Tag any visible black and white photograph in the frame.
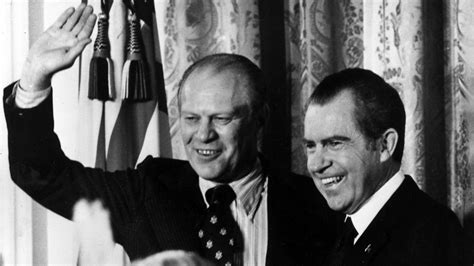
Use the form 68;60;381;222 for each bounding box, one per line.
0;0;472;265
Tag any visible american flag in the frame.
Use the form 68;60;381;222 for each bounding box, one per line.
77;0;171;264
78;0;171;171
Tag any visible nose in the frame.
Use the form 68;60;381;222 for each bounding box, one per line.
195;119;217;142
307;146;331;175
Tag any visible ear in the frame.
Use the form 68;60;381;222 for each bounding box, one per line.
379;128;398;163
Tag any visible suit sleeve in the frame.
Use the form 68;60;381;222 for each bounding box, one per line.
3;82;151;225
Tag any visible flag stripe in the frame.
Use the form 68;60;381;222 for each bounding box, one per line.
105;100;157;171
95;104;107;169
104;4;169;171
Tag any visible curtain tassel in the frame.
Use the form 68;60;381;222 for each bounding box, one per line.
88;13;114;101
121;13;150;102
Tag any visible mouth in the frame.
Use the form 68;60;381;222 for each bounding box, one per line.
320;175;344;187
195;149;221;157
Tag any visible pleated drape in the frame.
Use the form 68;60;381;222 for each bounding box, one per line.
285;0;473;247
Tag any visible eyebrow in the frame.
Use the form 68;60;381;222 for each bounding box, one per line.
302;135;351;144
180;107;248;118
324;135;351;142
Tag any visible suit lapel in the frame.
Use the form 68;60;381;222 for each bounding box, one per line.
145;164;206;252
349;225;389;265
347;177;418;265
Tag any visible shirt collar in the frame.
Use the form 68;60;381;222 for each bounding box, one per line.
199;159;266;220
348;170;405;242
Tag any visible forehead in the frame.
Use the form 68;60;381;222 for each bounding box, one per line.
304;91;361;139
180;68;251;111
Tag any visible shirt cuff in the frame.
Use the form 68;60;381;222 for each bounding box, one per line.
13;81;51;109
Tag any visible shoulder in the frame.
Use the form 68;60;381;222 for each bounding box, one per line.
398;178;469;264
137;155;191;172
405;190;464;244
268;170;339;223
268;171;319;200
399;177;461;227
409;188;463;239
270;171;324;200
390;177;465;250
136;156;197;184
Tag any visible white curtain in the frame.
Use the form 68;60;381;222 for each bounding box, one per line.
0;0;121;264
0;1;81;265
285;0;473;246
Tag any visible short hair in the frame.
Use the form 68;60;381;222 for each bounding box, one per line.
177;53;267;118
307;68;406;162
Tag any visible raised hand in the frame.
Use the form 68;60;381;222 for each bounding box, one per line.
73;199;116;265
20;4;97;91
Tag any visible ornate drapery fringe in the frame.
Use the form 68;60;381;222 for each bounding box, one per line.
88;1;114;101
121;12;150;101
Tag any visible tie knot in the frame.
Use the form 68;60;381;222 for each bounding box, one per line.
205;185;236;206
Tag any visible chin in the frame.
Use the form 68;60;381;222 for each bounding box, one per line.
326;198;348;212
192;165;221;180
194;169;219;180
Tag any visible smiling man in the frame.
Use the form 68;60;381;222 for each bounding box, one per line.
303;68;469;266
179;60;261;183
3;4;337;265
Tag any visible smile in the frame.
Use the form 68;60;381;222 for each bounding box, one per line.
196;149;220;156
321;175;344;186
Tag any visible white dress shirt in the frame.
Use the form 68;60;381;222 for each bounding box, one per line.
348;171;405;243
11;81;51;108
199;160;268;266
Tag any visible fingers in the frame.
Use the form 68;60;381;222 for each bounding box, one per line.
41;37;91;73
65;38;92;63
49;7;75;30
71;5;94;37
62;3;87;31
76;13;97;40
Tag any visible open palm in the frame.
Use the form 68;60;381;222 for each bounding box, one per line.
21;4;96;91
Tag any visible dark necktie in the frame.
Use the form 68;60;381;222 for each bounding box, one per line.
327;217;357;266
198;185;243;266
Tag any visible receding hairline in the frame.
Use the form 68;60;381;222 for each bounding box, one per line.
178;61;260;112
306;88;360;127
180;67;254;108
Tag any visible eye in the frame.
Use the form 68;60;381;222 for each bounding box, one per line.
327;140;344;150
303;141;316;154
213;116;232;125
183;115;199;123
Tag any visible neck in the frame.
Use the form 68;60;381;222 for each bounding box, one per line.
374;161;400;192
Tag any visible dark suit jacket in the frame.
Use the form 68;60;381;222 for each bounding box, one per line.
326;176;470;266
3;83;338;265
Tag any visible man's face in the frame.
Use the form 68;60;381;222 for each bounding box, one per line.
303;90;383;214
179;68;259;183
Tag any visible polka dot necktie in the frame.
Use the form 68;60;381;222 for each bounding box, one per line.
198;185;243;266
